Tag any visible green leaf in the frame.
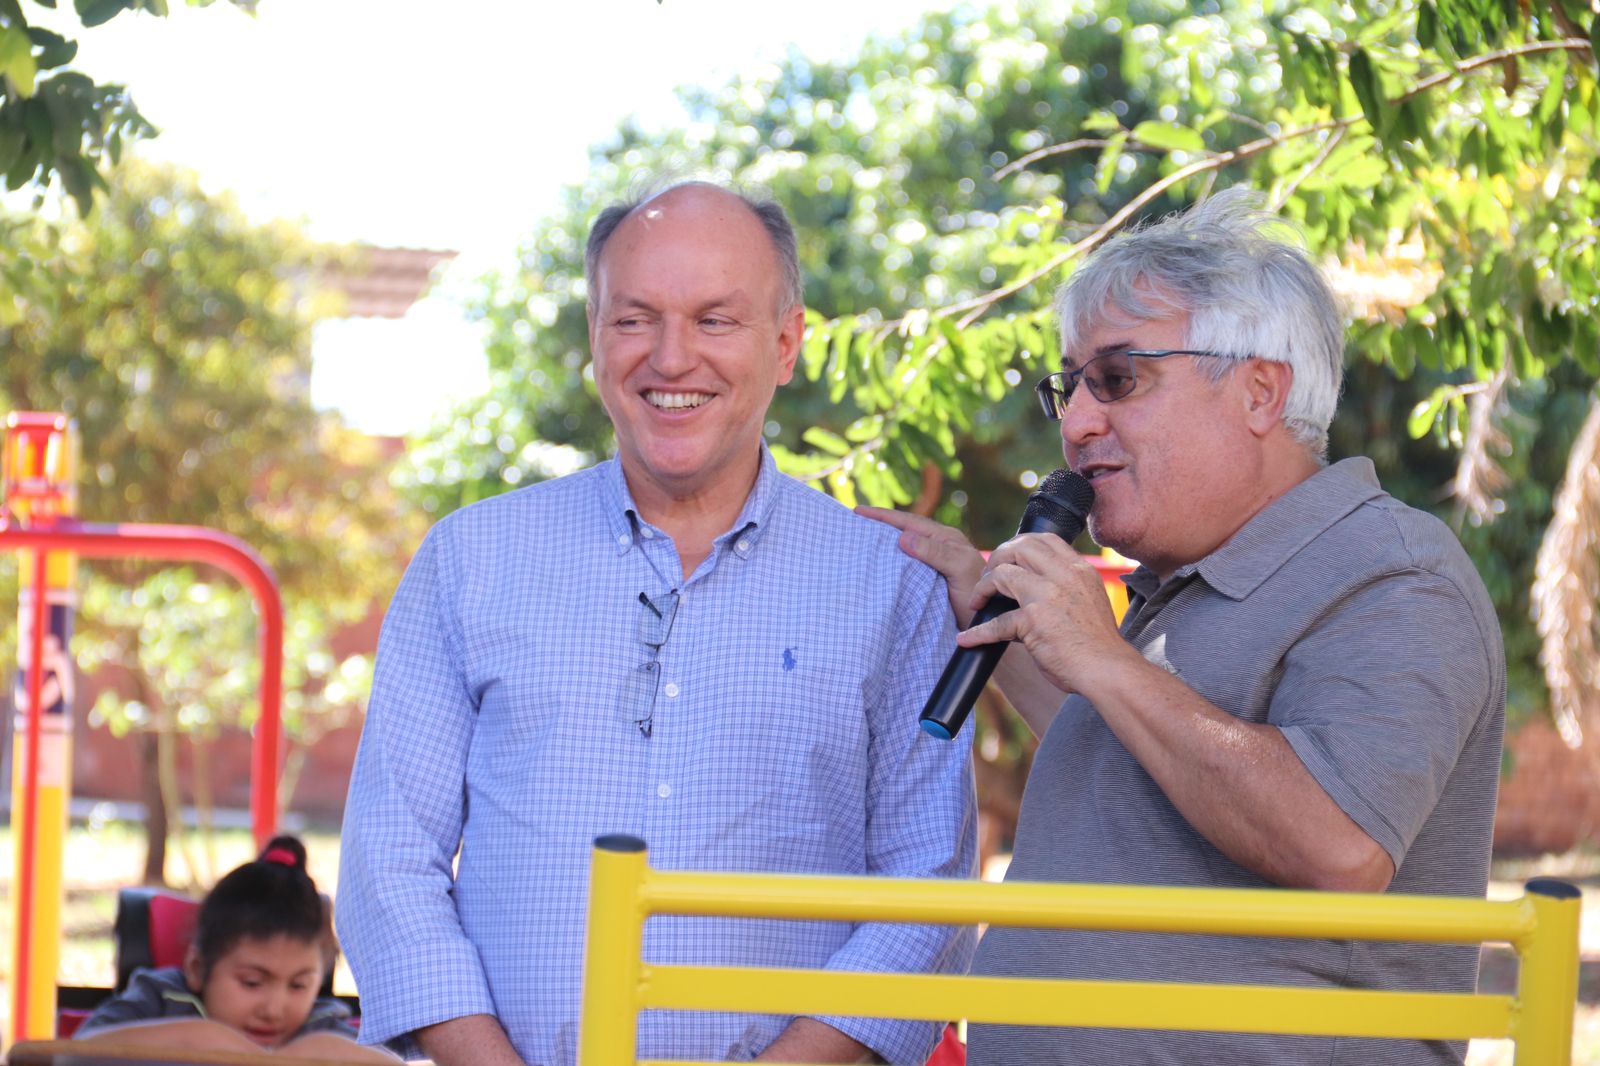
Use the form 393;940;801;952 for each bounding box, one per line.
26;28;76;70
1418;1;1441;52
0;24;37;97
0;120;21;173
1187;51;1213;111
3;149;34;191
1539;56;1569;126
21;97;50;151
60;154;93;216
1407;387;1450;438
801;427;851;457
1348;48;1389;140
74;0;134;27
1131;121;1204;153
1095;130;1127;195
801;314;830;382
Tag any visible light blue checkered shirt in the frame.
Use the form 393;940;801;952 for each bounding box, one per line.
337;447;976;1065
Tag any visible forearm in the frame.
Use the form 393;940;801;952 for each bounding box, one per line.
1079;644;1393;891
755;1017;880;1063
416;1013;526;1066
77;1018;259;1052
992;643;1069;738
280;1032;401;1062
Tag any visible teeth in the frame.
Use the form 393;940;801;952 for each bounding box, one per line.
645;390;712;410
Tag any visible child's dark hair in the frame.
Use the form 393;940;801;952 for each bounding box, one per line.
191;835;335;980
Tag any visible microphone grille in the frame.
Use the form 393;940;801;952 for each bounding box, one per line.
1036;467;1095;515
1018;467;1095;538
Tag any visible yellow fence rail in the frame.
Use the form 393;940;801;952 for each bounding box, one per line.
578;835;1582;1066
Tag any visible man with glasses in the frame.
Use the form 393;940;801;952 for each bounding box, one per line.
338;181;975;1066
867;189;1503;1064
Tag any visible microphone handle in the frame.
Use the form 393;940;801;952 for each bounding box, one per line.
917;594;1019;740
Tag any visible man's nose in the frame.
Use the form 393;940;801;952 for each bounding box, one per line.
648;318;697;376
1060;384;1110;450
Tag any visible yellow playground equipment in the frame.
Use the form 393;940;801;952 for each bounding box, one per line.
579;836;1581;1066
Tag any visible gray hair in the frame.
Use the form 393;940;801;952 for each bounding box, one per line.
1055;188;1345;457
584;179;804;314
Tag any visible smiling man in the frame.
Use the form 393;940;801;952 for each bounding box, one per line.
867;190;1504;1065
337;181;975;1066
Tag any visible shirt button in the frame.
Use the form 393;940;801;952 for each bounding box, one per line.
657;783;672;799
641;528;655;540
736;538;752;553
663;682;680;698
616;533;631;547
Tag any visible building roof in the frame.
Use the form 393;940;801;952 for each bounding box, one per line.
322;246;458;318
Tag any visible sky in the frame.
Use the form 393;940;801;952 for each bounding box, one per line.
60;0;949;435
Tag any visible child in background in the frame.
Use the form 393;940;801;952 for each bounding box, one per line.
76;835;395;1061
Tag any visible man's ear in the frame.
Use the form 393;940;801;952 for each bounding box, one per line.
182;945;205;993
1241;358;1294;437
774;303;806;387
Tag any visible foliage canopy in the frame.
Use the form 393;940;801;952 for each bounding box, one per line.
411;0;1600;739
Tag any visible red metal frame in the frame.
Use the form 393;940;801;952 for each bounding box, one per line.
1;518;284;1034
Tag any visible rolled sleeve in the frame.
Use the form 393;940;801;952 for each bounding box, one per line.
813;563;978;1065
336;525;499;1049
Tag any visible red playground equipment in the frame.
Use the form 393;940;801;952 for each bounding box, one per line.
1;412;286;1045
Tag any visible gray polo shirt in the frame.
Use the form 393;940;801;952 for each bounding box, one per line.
968;457;1505;1066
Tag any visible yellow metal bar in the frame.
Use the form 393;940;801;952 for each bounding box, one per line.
641;870;1533;944
1512;879;1581;1066
639;964;1513;1041
579;836;650;1066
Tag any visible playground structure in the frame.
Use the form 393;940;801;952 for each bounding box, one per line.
580;836;1583;1065
1;413;285;1044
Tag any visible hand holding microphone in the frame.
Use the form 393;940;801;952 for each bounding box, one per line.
918;468;1095;740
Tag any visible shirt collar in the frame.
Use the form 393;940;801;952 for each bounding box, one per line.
600;445;780;559
1126;457;1386;602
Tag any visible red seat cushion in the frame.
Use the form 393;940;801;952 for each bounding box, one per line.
145;894;200;970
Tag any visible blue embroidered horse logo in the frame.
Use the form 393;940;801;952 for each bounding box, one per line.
782;647;798;672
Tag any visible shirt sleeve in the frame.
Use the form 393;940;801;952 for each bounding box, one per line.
74;968;194;1038
336;523;499;1052
1272;567;1499;869
809;560;979;1066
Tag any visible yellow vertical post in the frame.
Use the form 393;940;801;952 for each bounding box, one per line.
1513;878;1581;1066
579;835;649;1066
4;412;79;1044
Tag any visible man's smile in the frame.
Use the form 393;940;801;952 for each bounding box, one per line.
644;389;714;410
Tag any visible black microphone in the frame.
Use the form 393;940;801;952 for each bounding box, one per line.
919;468;1095;740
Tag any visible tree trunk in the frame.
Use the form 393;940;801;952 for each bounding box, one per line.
279;741;309;822
156;712;202;895
192;734;216;885
136;729;167;886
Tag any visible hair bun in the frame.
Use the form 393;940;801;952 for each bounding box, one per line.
257;834;308;872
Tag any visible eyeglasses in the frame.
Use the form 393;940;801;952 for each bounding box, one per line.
1034;349;1230;419
623;590;679;737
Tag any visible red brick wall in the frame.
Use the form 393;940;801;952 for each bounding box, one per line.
66;652;1600;855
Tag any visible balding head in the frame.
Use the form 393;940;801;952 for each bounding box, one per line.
585;180;803;316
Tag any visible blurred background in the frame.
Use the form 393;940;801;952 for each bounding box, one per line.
1;0;1599;1059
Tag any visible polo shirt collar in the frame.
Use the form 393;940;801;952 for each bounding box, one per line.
600;445;780;558
1126;457;1386;602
